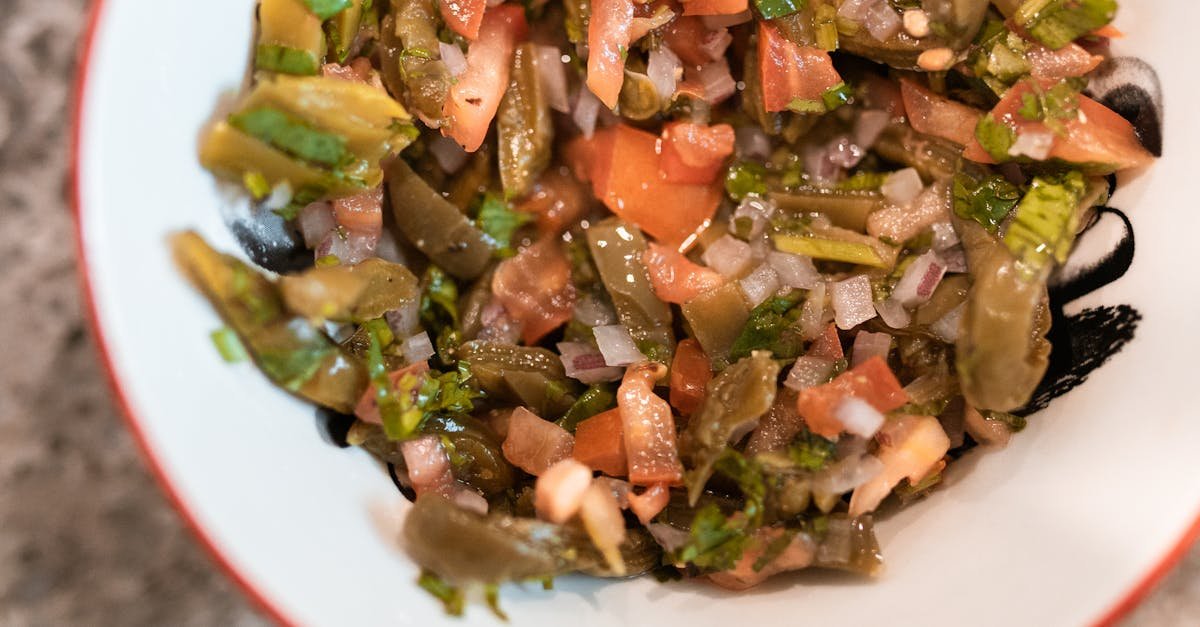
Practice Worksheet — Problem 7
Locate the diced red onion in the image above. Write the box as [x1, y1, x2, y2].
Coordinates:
[839, 0, 902, 42]
[891, 251, 946, 307]
[297, 201, 336, 249]
[385, 300, 421, 338]
[429, 134, 470, 174]
[536, 45, 571, 113]
[699, 28, 733, 62]
[826, 135, 865, 169]
[574, 293, 618, 327]
[805, 144, 843, 185]
[785, 355, 836, 391]
[835, 397, 887, 438]
[735, 126, 771, 160]
[439, 41, 468, 77]
[1009, 129, 1055, 160]
[930, 221, 960, 251]
[702, 10, 752, 29]
[851, 331, 892, 367]
[739, 264, 781, 308]
[374, 229, 407, 265]
[941, 248, 967, 273]
[647, 523, 691, 553]
[873, 297, 911, 329]
[701, 235, 753, 277]
[558, 341, 624, 383]
[401, 331, 436, 364]
[697, 59, 736, 104]
[853, 110, 891, 149]
[477, 300, 523, 345]
[263, 181, 294, 212]
[831, 275, 878, 330]
[881, 168, 923, 205]
[814, 452, 884, 495]
[647, 45, 683, 104]
[767, 251, 821, 290]
[593, 325, 643, 367]
[451, 487, 489, 515]
[931, 303, 965, 343]
[800, 282, 828, 340]
[573, 86, 602, 138]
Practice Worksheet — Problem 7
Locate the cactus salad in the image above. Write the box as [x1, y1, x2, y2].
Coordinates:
[178, 0, 1154, 614]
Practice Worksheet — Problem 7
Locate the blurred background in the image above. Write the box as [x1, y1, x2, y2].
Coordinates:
[0, 0, 1195, 624]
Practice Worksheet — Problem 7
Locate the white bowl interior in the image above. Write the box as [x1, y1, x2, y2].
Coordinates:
[76, 1, 1200, 625]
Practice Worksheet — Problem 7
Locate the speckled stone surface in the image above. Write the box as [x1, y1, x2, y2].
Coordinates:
[0, 1, 1194, 625]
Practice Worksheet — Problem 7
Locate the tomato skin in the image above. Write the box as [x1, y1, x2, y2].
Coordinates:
[663, 16, 717, 67]
[963, 80, 1154, 173]
[491, 238, 576, 344]
[796, 356, 907, 438]
[331, 186, 383, 237]
[577, 124, 722, 245]
[440, 0, 487, 40]
[643, 242, 725, 305]
[502, 407, 575, 476]
[573, 408, 628, 477]
[680, 0, 747, 15]
[807, 323, 844, 362]
[669, 338, 713, 416]
[627, 483, 671, 524]
[757, 22, 842, 113]
[587, 0, 634, 109]
[618, 363, 684, 486]
[442, 4, 528, 152]
[1027, 42, 1103, 81]
[899, 78, 983, 147]
[659, 122, 736, 185]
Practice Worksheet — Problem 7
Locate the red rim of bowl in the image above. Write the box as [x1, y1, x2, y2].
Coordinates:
[67, 1, 1200, 625]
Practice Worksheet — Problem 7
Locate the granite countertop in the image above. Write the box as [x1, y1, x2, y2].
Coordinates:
[0, 1, 1194, 624]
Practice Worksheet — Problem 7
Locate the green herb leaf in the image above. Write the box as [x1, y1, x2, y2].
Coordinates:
[673, 450, 767, 572]
[1015, 0, 1116, 50]
[788, 428, 837, 472]
[974, 114, 1017, 162]
[210, 327, 249, 363]
[419, 266, 461, 364]
[952, 171, 1021, 232]
[255, 44, 321, 75]
[729, 292, 805, 361]
[725, 162, 768, 201]
[228, 108, 349, 167]
[303, 0, 353, 20]
[417, 570, 465, 616]
[476, 193, 533, 257]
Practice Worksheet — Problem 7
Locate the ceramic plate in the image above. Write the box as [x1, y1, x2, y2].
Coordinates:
[73, 1, 1200, 625]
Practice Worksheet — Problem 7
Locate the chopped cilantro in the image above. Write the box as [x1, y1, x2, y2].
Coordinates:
[255, 320, 337, 392]
[302, 0, 353, 20]
[725, 162, 768, 201]
[228, 108, 349, 168]
[673, 450, 767, 572]
[788, 428, 837, 472]
[729, 292, 805, 361]
[952, 171, 1021, 232]
[1015, 0, 1116, 50]
[419, 266, 463, 364]
[255, 44, 320, 75]
[476, 192, 532, 257]
[973, 114, 1017, 162]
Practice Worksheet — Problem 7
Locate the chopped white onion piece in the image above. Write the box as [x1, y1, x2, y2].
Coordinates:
[826, 135, 865, 169]
[735, 126, 771, 160]
[536, 45, 570, 113]
[297, 201, 336, 249]
[831, 276, 878, 330]
[881, 168, 924, 205]
[800, 282, 828, 340]
[429, 134, 470, 173]
[767, 251, 821, 290]
[839, 0, 902, 42]
[558, 342, 624, 384]
[402, 331, 436, 364]
[930, 221, 960, 251]
[477, 300, 523, 345]
[739, 264, 781, 308]
[701, 10, 753, 29]
[439, 42, 467, 77]
[853, 110, 892, 149]
[874, 297, 911, 329]
[931, 303, 966, 343]
[785, 355, 836, 391]
[593, 325, 643, 367]
[732, 196, 777, 238]
[851, 331, 892, 367]
[697, 59, 736, 104]
[574, 293, 618, 327]
[452, 487, 490, 515]
[647, 45, 682, 104]
[891, 250, 947, 307]
[702, 235, 754, 277]
[1009, 130, 1055, 160]
[805, 144, 841, 185]
[316, 229, 377, 265]
[263, 181, 294, 211]
[573, 87, 602, 138]
[835, 397, 886, 438]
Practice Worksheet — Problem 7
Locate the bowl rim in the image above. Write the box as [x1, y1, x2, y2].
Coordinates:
[66, 1, 1200, 625]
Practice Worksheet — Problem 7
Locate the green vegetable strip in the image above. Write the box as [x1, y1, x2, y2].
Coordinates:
[813, 3, 839, 51]
[210, 327, 249, 363]
[1003, 170, 1086, 274]
[558, 384, 617, 432]
[1015, 0, 1117, 49]
[228, 108, 349, 167]
[754, 0, 804, 20]
[821, 82, 854, 111]
[772, 233, 886, 267]
[303, 0, 353, 20]
[255, 44, 321, 75]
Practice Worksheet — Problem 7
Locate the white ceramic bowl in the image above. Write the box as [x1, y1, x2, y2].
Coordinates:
[73, 1, 1200, 625]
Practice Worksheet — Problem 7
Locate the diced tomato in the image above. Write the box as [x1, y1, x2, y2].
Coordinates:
[535, 459, 595, 523]
[353, 361, 430, 424]
[680, 0, 747, 16]
[899, 78, 983, 147]
[440, 0, 487, 40]
[663, 16, 718, 67]
[807, 323, 844, 362]
[708, 527, 814, 590]
[796, 356, 907, 438]
[669, 338, 713, 415]
[659, 122, 736, 185]
[573, 408, 628, 477]
[331, 186, 383, 237]
[502, 407, 575, 475]
[643, 243, 725, 305]
[587, 0, 634, 109]
[757, 22, 842, 113]
[618, 362, 685, 485]
[848, 415, 949, 516]
[627, 483, 671, 525]
[963, 80, 1154, 173]
[400, 435, 457, 498]
[1091, 24, 1124, 39]
[492, 238, 576, 344]
[442, 4, 528, 152]
[515, 170, 591, 235]
[576, 124, 723, 245]
[1027, 42, 1103, 81]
